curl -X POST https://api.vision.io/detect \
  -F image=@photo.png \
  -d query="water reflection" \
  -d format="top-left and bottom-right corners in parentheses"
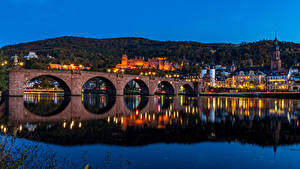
top-left (2, 95), bottom-right (300, 148)
top-left (82, 94), bottom-right (116, 114)
top-left (24, 93), bottom-right (70, 116)
top-left (124, 95), bottom-right (149, 111)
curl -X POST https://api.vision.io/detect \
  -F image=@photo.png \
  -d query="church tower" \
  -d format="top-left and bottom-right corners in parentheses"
top-left (271, 35), bottom-right (281, 71)
top-left (121, 54), bottom-right (128, 65)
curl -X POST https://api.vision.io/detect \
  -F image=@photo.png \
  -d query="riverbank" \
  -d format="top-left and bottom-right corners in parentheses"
top-left (199, 92), bottom-right (300, 99)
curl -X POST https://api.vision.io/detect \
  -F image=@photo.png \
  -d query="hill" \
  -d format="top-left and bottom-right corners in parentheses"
top-left (1, 36), bottom-right (300, 71)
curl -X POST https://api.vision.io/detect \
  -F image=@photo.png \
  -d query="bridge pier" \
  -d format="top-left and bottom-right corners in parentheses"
top-left (9, 70), bottom-right (26, 96)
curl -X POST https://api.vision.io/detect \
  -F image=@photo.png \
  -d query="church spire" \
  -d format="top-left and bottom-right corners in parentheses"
top-left (274, 33), bottom-right (280, 51)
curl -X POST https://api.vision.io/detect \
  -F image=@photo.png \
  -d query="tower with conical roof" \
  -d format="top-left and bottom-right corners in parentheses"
top-left (271, 34), bottom-right (281, 71)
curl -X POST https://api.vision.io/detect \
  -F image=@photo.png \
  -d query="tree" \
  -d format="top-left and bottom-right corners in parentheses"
top-left (40, 79), bottom-right (51, 89)
top-left (0, 51), bottom-right (8, 92)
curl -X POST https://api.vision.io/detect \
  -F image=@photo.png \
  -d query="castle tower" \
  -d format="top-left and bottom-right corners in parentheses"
top-left (121, 54), bottom-right (128, 65)
top-left (271, 35), bottom-right (281, 71)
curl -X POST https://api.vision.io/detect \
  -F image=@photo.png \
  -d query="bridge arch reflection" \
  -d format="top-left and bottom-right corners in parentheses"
top-left (24, 93), bottom-right (71, 116)
top-left (123, 95), bottom-right (149, 111)
top-left (82, 94), bottom-right (116, 114)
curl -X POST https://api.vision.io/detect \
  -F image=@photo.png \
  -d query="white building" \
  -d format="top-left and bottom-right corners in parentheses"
top-left (24, 52), bottom-right (38, 60)
top-left (209, 67), bottom-right (216, 87)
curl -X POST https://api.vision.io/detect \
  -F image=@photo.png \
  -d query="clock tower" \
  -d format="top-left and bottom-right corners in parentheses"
top-left (271, 35), bottom-right (281, 71)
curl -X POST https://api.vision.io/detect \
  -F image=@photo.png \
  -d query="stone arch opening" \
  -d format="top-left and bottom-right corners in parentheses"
top-left (155, 81), bottom-right (174, 95)
top-left (24, 75), bottom-right (71, 95)
top-left (83, 94), bottom-right (116, 114)
top-left (123, 79), bottom-right (149, 95)
top-left (124, 95), bottom-right (149, 111)
top-left (178, 84), bottom-right (194, 95)
top-left (24, 94), bottom-right (71, 116)
top-left (82, 77), bottom-right (116, 95)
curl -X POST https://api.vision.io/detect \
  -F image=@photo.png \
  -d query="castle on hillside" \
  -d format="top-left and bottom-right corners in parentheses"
top-left (115, 54), bottom-right (183, 71)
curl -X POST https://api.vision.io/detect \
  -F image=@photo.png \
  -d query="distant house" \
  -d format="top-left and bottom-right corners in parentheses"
top-left (47, 54), bottom-right (54, 59)
top-left (288, 64), bottom-right (300, 90)
top-left (24, 52), bottom-right (38, 60)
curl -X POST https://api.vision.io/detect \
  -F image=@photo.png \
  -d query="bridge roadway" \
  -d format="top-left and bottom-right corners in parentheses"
top-left (9, 68), bottom-right (198, 96)
top-left (7, 96), bottom-right (196, 124)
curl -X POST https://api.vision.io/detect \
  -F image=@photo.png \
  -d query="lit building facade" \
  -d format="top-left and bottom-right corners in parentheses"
top-left (226, 68), bottom-right (267, 90)
top-left (267, 71), bottom-right (290, 91)
top-left (288, 64), bottom-right (300, 90)
top-left (115, 54), bottom-right (182, 71)
top-left (48, 64), bottom-right (91, 70)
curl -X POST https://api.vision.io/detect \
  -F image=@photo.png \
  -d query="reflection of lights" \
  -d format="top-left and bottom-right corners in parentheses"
top-left (19, 125), bottom-right (23, 131)
top-left (70, 120), bottom-right (74, 130)
top-left (135, 109), bottom-right (139, 115)
top-left (63, 121), bottom-right (67, 128)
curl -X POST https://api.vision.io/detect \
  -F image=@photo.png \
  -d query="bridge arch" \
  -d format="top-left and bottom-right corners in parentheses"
top-left (82, 76), bottom-right (116, 95)
top-left (24, 75), bottom-right (72, 95)
top-left (178, 84), bottom-right (194, 95)
top-left (155, 81), bottom-right (175, 95)
top-left (123, 78), bottom-right (149, 95)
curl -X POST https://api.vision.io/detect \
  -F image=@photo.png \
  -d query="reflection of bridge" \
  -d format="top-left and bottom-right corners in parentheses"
top-left (5, 96), bottom-right (300, 148)
top-left (8, 96), bottom-right (189, 123)
top-left (8, 95), bottom-right (300, 124)
top-left (9, 68), bottom-right (198, 96)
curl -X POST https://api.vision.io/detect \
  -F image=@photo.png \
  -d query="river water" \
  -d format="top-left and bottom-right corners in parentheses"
top-left (0, 93), bottom-right (300, 169)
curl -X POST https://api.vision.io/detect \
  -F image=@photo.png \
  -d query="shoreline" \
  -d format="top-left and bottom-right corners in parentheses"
top-left (199, 92), bottom-right (300, 99)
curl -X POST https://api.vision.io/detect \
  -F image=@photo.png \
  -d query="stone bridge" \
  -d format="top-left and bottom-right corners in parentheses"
top-left (9, 68), bottom-right (198, 96)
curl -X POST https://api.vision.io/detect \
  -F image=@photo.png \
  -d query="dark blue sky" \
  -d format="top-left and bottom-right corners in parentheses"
top-left (1, 0), bottom-right (299, 47)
